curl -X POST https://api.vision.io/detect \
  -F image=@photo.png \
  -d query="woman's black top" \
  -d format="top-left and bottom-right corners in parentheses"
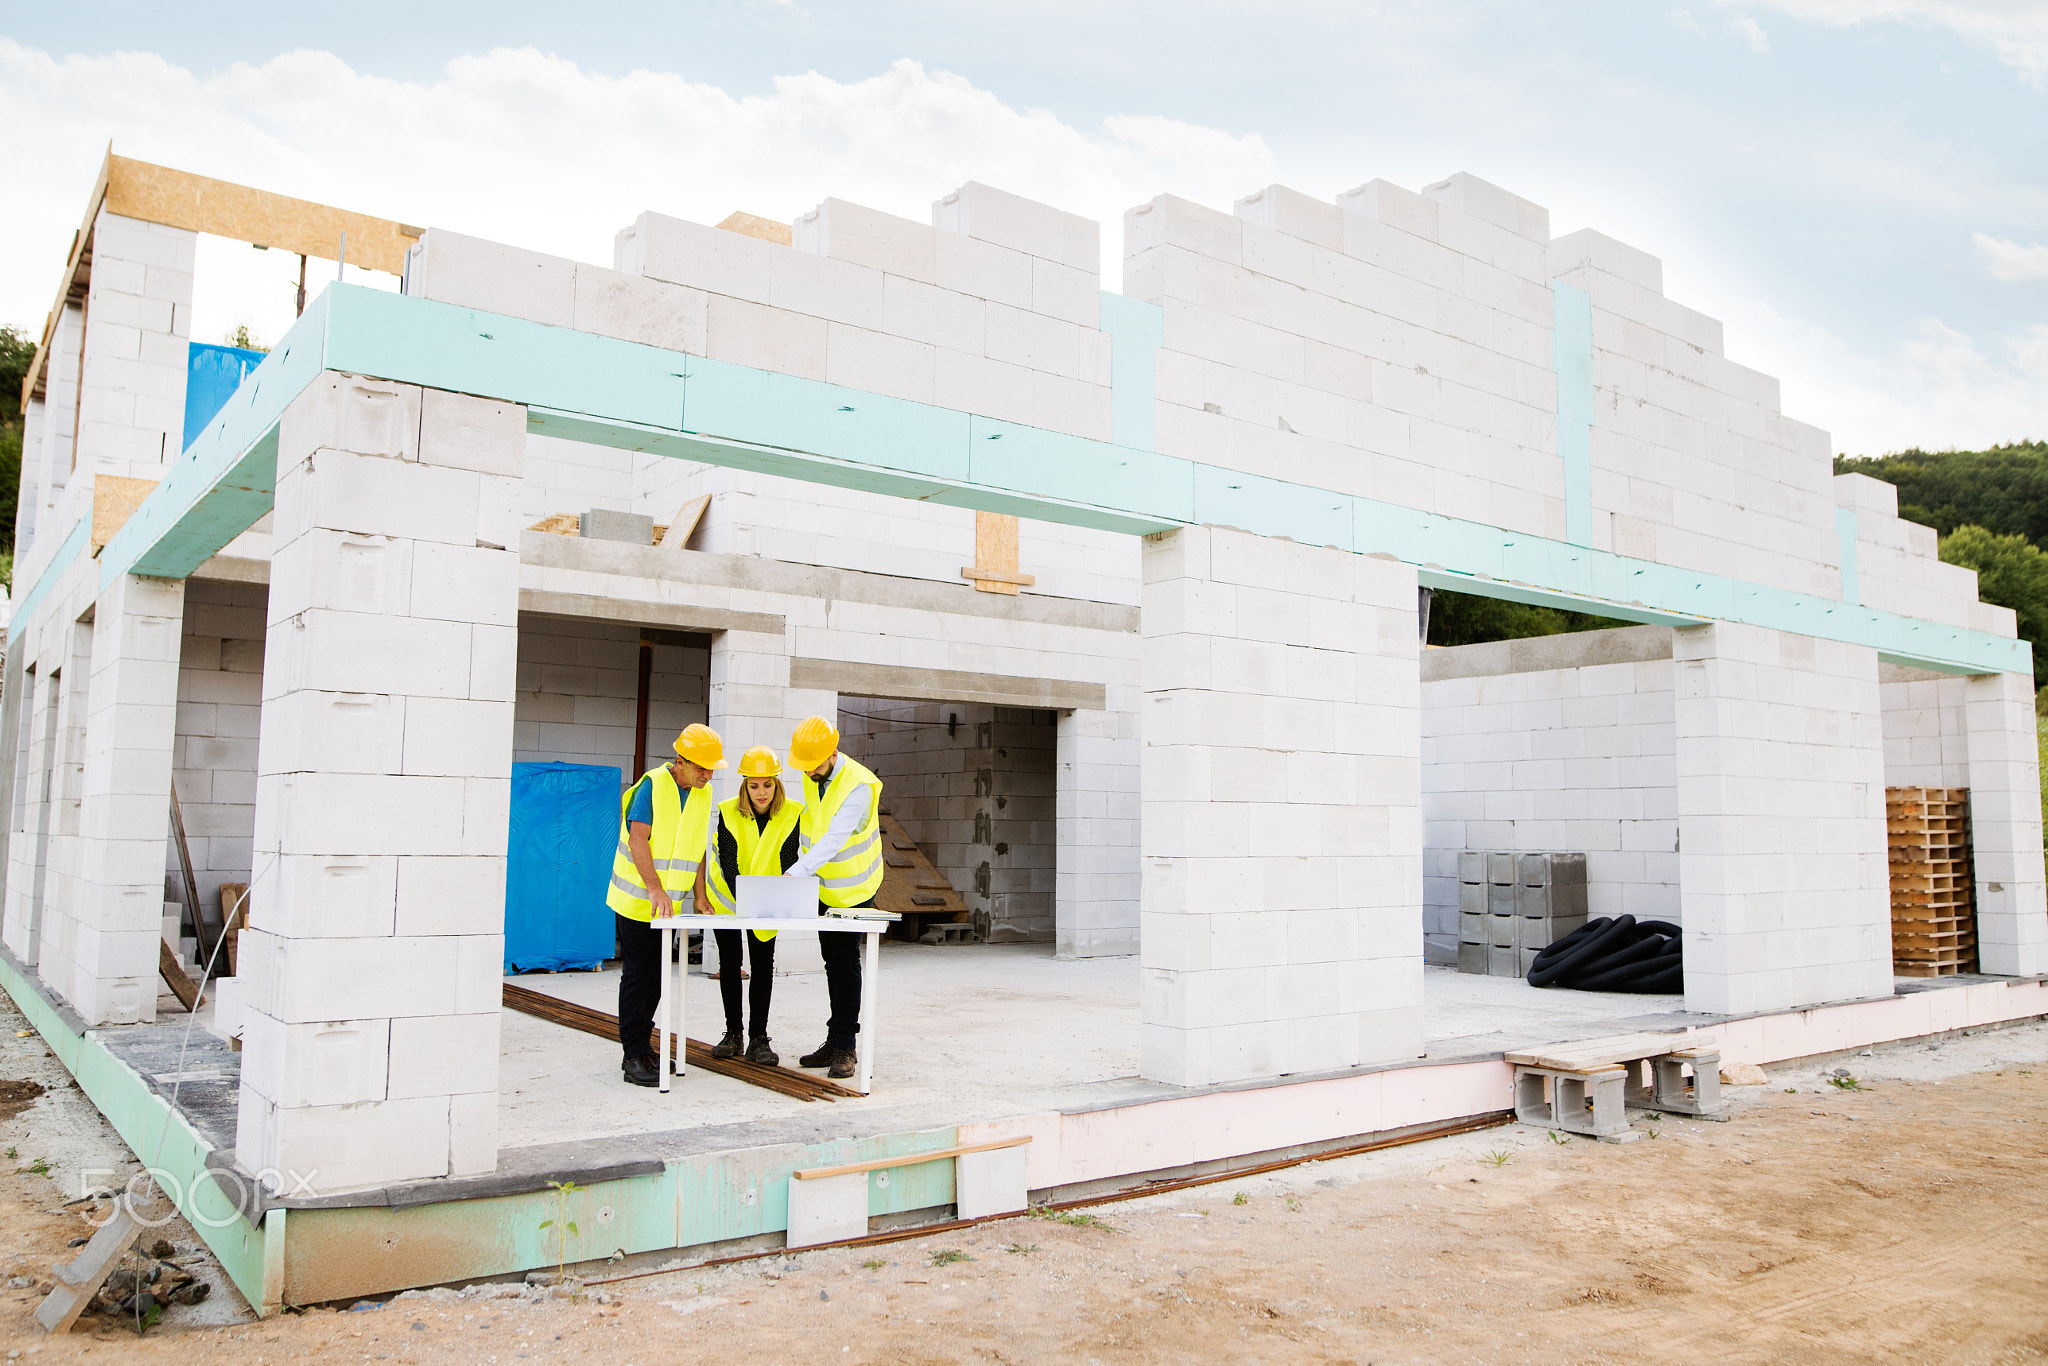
top-left (716, 807), bottom-right (803, 888)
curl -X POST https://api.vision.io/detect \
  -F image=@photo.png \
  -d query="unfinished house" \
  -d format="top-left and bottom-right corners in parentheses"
top-left (3, 150), bottom-right (2044, 1311)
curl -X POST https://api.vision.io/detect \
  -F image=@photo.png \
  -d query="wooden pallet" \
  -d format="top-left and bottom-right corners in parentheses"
top-left (1886, 785), bottom-right (1976, 977)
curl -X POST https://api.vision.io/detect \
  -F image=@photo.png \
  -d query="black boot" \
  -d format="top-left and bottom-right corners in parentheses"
top-left (826, 1048), bottom-right (858, 1081)
top-left (799, 1040), bottom-right (835, 1068)
top-left (746, 1036), bottom-right (778, 1066)
top-left (711, 1029), bottom-right (743, 1060)
top-left (621, 1056), bottom-right (659, 1088)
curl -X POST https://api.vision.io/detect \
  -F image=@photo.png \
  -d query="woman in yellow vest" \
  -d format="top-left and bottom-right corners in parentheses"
top-left (783, 715), bottom-right (885, 1080)
top-left (606, 723), bottom-right (724, 1089)
top-left (702, 747), bottom-right (803, 1065)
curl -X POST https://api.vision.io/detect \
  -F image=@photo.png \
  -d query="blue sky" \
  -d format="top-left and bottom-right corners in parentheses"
top-left (3, 1), bottom-right (2043, 455)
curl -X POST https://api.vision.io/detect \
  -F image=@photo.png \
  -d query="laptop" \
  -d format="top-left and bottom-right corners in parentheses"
top-left (737, 875), bottom-right (819, 919)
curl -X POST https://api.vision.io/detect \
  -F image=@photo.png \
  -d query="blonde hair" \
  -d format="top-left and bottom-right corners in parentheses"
top-left (744, 773), bottom-right (787, 818)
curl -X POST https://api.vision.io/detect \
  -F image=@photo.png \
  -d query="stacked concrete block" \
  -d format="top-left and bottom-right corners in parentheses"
top-left (1835, 473), bottom-right (1998, 631)
top-left (838, 700), bottom-right (1057, 943)
top-left (75, 211), bottom-right (195, 477)
top-left (1878, 664), bottom-right (1972, 788)
top-left (1453, 850), bottom-right (1588, 978)
top-left (707, 628), bottom-right (835, 804)
top-left (171, 579), bottom-right (267, 938)
top-left (1140, 525), bottom-right (1423, 1086)
top-left (1960, 670), bottom-right (2048, 976)
top-left (236, 377), bottom-right (525, 1195)
top-left (1674, 623), bottom-right (1893, 1014)
top-left (1420, 626), bottom-right (1680, 961)
top-left (1056, 704), bottom-right (1142, 958)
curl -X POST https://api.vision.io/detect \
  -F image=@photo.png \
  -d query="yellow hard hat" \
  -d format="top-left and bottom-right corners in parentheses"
top-left (788, 715), bottom-right (839, 770)
top-left (737, 745), bottom-right (781, 778)
top-left (672, 723), bottom-right (727, 769)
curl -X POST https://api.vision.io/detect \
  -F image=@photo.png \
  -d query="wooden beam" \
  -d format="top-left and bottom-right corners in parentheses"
top-left (104, 154), bottom-right (421, 274)
top-left (20, 148), bottom-right (421, 416)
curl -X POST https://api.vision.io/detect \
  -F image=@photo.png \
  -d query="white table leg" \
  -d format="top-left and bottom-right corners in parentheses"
top-left (674, 923), bottom-right (687, 1081)
top-left (857, 928), bottom-right (877, 1096)
top-left (657, 923), bottom-right (671, 1094)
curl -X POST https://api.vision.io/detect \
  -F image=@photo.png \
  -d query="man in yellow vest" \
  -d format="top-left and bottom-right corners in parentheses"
top-left (606, 723), bottom-right (725, 1088)
top-left (784, 715), bottom-right (885, 1080)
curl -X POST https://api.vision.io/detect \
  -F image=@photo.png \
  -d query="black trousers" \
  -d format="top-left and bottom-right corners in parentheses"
top-left (820, 896), bottom-right (874, 1051)
top-left (615, 913), bottom-right (662, 1063)
top-left (713, 928), bottom-right (776, 1037)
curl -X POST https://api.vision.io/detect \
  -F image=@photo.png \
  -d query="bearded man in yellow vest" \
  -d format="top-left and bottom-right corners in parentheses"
top-left (784, 715), bottom-right (885, 1080)
top-left (606, 723), bottom-right (725, 1088)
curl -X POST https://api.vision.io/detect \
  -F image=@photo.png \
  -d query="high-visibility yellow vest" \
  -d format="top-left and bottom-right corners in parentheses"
top-left (798, 756), bottom-right (885, 908)
top-left (704, 794), bottom-right (804, 940)
top-left (605, 765), bottom-right (713, 922)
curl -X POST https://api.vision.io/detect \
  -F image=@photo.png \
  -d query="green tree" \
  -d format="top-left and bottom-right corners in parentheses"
top-left (0, 323), bottom-right (35, 555)
top-left (1939, 526), bottom-right (2048, 687)
top-left (1836, 442), bottom-right (2048, 545)
top-left (1426, 588), bottom-right (1628, 648)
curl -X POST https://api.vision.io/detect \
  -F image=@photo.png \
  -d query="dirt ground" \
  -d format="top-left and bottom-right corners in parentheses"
top-left (0, 1003), bottom-right (2045, 1364)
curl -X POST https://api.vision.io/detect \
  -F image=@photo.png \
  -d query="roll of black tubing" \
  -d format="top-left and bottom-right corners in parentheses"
top-left (1526, 915), bottom-right (1635, 988)
top-left (1559, 931), bottom-right (1674, 982)
top-left (1570, 945), bottom-right (1683, 993)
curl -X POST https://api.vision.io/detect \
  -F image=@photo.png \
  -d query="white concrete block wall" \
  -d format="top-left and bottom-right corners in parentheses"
top-left (706, 629), bottom-right (835, 817)
top-left (1878, 666), bottom-right (1971, 788)
top-left (171, 579), bottom-right (267, 926)
top-left (1422, 654), bottom-right (1679, 955)
top-left (76, 211), bottom-right (194, 478)
top-left (839, 700), bottom-right (1057, 942)
top-left (237, 376), bottom-right (523, 1195)
top-left (18, 305), bottom-right (84, 567)
top-left (1057, 702), bottom-right (1142, 958)
top-left (512, 615), bottom-right (708, 781)
top-left (1141, 525), bottom-right (1423, 1086)
top-left (1675, 623), bottom-right (1893, 1014)
top-left (1961, 670), bottom-right (2048, 976)
top-left (31, 621), bottom-right (97, 1009)
top-left (65, 571), bottom-right (186, 1024)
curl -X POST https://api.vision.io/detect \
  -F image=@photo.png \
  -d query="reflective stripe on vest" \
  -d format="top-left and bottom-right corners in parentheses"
top-left (797, 756), bottom-right (885, 908)
top-left (605, 766), bottom-right (713, 922)
top-left (704, 794), bottom-right (804, 939)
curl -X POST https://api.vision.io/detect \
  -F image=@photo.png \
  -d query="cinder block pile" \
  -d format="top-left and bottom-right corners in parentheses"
top-left (1456, 852), bottom-right (1587, 979)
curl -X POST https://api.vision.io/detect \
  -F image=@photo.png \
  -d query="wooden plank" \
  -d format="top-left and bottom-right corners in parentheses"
top-left (793, 1136), bottom-right (1031, 1182)
top-left (158, 939), bottom-right (200, 1013)
top-left (105, 153), bottom-right (420, 273)
top-left (168, 783), bottom-right (212, 964)
top-left (659, 494), bottom-right (711, 549)
top-left (36, 1195), bottom-right (144, 1333)
top-left (1504, 1031), bottom-right (1713, 1071)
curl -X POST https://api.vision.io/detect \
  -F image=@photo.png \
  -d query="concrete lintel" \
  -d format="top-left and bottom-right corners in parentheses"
top-left (190, 554), bottom-right (271, 586)
top-left (799, 658), bottom-right (1107, 712)
top-left (1422, 624), bottom-right (1673, 682)
top-left (519, 530), bottom-right (1142, 635)
top-left (518, 589), bottom-right (784, 638)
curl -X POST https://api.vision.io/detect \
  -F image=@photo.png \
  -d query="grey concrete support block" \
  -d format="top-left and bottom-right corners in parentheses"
top-left (1551, 852), bottom-right (1588, 886)
top-left (1488, 946), bottom-right (1517, 976)
top-left (1487, 851), bottom-right (1516, 885)
top-left (1487, 882), bottom-right (1516, 913)
top-left (1518, 852), bottom-right (1550, 886)
top-left (1458, 912), bottom-right (1484, 944)
top-left (1457, 881), bottom-right (1485, 914)
top-left (1458, 942), bottom-right (1487, 974)
top-left (1457, 851), bottom-right (1485, 884)
top-left (1517, 883), bottom-right (1550, 916)
top-left (580, 509), bottom-right (654, 544)
top-left (1488, 915), bottom-right (1515, 948)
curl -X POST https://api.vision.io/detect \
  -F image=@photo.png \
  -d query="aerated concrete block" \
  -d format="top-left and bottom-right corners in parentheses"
top-left (580, 509), bottom-right (654, 545)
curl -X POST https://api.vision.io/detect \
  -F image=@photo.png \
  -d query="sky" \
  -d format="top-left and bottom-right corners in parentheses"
top-left (1, 0), bottom-right (2043, 457)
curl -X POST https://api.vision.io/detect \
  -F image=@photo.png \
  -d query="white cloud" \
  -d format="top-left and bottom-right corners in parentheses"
top-left (1668, 8), bottom-right (1709, 34)
top-left (1731, 1), bottom-right (2048, 86)
top-left (1726, 302), bottom-right (2048, 455)
top-left (0, 42), bottom-right (1273, 346)
top-left (1974, 231), bottom-right (2048, 282)
top-left (1733, 14), bottom-right (1774, 50)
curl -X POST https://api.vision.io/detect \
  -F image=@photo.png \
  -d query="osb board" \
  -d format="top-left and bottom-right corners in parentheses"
top-left (718, 211), bottom-right (793, 246)
top-left (661, 494), bottom-right (711, 549)
top-left (105, 154), bottom-right (420, 274)
top-left (91, 474), bottom-right (159, 553)
top-left (873, 812), bottom-right (968, 928)
top-left (966, 511), bottom-right (1032, 595)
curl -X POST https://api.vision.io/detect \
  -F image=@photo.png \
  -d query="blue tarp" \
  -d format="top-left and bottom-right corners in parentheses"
top-left (505, 762), bottom-right (621, 974)
top-left (183, 342), bottom-right (266, 451)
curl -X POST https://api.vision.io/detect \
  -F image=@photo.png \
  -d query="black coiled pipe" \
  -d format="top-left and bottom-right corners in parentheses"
top-left (1526, 915), bottom-right (1683, 994)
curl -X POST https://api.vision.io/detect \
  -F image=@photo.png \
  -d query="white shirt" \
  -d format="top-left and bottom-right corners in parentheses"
top-left (786, 755), bottom-right (872, 879)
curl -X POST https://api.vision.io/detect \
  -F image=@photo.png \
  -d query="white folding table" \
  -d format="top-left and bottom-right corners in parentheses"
top-left (655, 913), bottom-right (886, 1096)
